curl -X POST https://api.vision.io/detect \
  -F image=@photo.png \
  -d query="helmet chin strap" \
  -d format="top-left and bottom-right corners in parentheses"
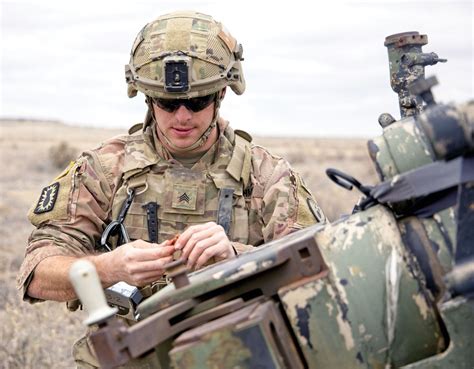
top-left (147, 93), bottom-right (221, 154)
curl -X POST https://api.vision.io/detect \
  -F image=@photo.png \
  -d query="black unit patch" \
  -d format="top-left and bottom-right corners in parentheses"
top-left (34, 182), bottom-right (60, 214)
top-left (307, 197), bottom-right (324, 222)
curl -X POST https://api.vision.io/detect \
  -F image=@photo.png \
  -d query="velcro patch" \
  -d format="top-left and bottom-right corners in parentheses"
top-left (294, 173), bottom-right (326, 225)
top-left (218, 25), bottom-right (236, 52)
top-left (164, 169), bottom-right (205, 215)
top-left (34, 182), bottom-right (60, 214)
top-left (307, 198), bottom-right (325, 223)
top-left (28, 161), bottom-right (80, 226)
top-left (172, 184), bottom-right (198, 210)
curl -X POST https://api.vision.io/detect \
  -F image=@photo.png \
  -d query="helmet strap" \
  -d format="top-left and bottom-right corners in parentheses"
top-left (147, 92), bottom-right (222, 154)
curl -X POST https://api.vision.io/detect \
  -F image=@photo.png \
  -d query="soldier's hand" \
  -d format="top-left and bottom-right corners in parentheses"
top-left (175, 222), bottom-right (236, 270)
top-left (107, 239), bottom-right (175, 287)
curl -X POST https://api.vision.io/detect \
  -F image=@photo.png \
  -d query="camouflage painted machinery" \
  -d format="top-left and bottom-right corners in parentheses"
top-left (70, 32), bottom-right (474, 369)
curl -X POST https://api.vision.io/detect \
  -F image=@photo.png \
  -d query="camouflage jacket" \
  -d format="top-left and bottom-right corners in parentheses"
top-left (18, 119), bottom-right (325, 302)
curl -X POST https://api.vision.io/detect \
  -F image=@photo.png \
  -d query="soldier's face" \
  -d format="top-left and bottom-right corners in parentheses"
top-left (153, 100), bottom-right (217, 153)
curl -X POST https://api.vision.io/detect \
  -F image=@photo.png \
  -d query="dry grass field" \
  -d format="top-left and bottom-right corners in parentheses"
top-left (0, 119), bottom-right (378, 368)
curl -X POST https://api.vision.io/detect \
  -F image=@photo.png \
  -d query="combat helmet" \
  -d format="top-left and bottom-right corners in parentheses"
top-left (125, 10), bottom-right (245, 100)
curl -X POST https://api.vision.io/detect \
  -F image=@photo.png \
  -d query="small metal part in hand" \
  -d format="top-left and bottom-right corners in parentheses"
top-left (173, 249), bottom-right (182, 260)
top-left (166, 234), bottom-right (182, 260)
top-left (166, 259), bottom-right (190, 289)
top-left (168, 234), bottom-right (180, 245)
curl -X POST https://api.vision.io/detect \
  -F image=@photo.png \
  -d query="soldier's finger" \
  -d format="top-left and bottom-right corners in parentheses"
top-left (131, 271), bottom-right (167, 287)
top-left (186, 235), bottom-right (220, 268)
top-left (126, 256), bottom-right (173, 274)
top-left (128, 239), bottom-right (162, 250)
top-left (180, 227), bottom-right (218, 260)
top-left (175, 222), bottom-right (215, 250)
top-left (193, 243), bottom-right (225, 269)
top-left (127, 245), bottom-right (175, 262)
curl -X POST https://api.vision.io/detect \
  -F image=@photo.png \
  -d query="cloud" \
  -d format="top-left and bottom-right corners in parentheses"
top-left (1, 0), bottom-right (472, 137)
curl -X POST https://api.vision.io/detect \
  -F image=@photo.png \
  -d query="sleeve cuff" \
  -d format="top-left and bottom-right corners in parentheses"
top-left (231, 242), bottom-right (258, 255)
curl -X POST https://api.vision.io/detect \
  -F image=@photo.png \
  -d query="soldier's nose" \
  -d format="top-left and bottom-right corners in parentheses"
top-left (174, 105), bottom-right (193, 122)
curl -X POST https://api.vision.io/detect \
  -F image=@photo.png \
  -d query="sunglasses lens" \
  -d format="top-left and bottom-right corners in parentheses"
top-left (186, 94), bottom-right (216, 112)
top-left (153, 93), bottom-right (216, 113)
top-left (153, 99), bottom-right (180, 112)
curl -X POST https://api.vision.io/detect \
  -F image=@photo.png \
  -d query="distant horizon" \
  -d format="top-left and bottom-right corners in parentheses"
top-left (0, 116), bottom-right (375, 139)
top-left (2, 0), bottom-right (472, 138)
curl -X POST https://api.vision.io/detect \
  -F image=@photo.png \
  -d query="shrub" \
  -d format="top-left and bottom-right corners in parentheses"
top-left (48, 141), bottom-right (78, 170)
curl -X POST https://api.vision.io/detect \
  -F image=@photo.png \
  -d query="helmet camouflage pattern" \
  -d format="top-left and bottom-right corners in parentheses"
top-left (125, 11), bottom-right (245, 99)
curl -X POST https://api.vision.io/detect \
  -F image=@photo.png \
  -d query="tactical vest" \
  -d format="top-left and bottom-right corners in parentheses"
top-left (110, 124), bottom-right (253, 248)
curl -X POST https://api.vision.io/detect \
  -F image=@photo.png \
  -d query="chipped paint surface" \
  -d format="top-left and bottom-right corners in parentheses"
top-left (363, 334), bottom-right (373, 342)
top-left (412, 293), bottom-right (429, 320)
top-left (261, 260), bottom-right (274, 269)
top-left (281, 279), bottom-right (325, 347)
top-left (331, 266), bottom-right (350, 307)
top-left (212, 270), bottom-right (225, 280)
top-left (331, 216), bottom-right (367, 251)
top-left (283, 279), bottom-right (325, 306)
top-left (448, 207), bottom-right (455, 220)
top-left (400, 119), bottom-right (417, 136)
top-left (391, 174), bottom-right (401, 186)
top-left (386, 249), bottom-right (401, 347)
top-left (349, 266), bottom-right (366, 278)
top-left (326, 302), bottom-right (334, 316)
top-left (335, 300), bottom-right (355, 350)
top-left (326, 283), bottom-right (355, 350)
top-left (226, 261), bottom-right (258, 281)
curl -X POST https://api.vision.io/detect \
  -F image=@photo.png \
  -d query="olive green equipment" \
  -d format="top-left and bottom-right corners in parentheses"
top-left (70, 32), bottom-right (474, 368)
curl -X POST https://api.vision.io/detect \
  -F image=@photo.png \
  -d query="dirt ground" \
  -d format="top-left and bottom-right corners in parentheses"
top-left (0, 119), bottom-right (378, 368)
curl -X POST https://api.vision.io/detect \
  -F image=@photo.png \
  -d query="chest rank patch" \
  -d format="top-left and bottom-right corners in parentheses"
top-left (34, 182), bottom-right (60, 214)
top-left (172, 184), bottom-right (198, 211)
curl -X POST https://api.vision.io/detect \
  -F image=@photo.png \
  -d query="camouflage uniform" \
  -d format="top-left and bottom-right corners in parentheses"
top-left (17, 117), bottom-right (324, 366)
top-left (18, 118), bottom-right (324, 298)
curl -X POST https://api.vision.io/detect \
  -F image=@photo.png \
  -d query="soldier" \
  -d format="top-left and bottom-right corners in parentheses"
top-left (17, 10), bottom-right (325, 368)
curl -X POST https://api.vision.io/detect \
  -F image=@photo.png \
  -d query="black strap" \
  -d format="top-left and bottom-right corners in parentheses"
top-left (455, 156), bottom-right (474, 264)
top-left (371, 155), bottom-right (474, 265)
top-left (217, 188), bottom-right (234, 235)
top-left (143, 202), bottom-right (159, 243)
top-left (371, 156), bottom-right (474, 203)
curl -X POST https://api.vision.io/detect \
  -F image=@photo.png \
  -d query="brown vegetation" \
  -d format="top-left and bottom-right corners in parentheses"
top-left (48, 141), bottom-right (79, 170)
top-left (0, 119), bottom-right (378, 367)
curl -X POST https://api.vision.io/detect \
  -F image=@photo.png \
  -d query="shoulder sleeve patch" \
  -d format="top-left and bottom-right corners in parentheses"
top-left (33, 182), bottom-right (60, 214)
top-left (307, 197), bottom-right (325, 223)
top-left (28, 161), bottom-right (81, 226)
top-left (295, 173), bottom-right (326, 225)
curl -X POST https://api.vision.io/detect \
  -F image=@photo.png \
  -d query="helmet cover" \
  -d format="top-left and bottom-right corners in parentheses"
top-left (125, 11), bottom-right (245, 99)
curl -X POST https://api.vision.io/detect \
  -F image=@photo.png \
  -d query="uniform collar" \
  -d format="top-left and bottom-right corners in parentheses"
top-left (122, 118), bottom-right (235, 175)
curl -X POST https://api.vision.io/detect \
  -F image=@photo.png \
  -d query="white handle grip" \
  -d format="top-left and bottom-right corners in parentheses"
top-left (69, 259), bottom-right (117, 325)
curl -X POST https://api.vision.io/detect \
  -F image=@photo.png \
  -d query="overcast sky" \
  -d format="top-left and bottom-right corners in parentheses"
top-left (1, 0), bottom-right (472, 137)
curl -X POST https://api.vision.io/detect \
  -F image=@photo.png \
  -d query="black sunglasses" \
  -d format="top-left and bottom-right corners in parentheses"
top-left (152, 93), bottom-right (216, 113)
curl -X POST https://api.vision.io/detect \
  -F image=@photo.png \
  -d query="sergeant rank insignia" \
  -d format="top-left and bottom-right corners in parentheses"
top-left (172, 184), bottom-right (197, 210)
top-left (178, 192), bottom-right (190, 203)
top-left (34, 182), bottom-right (60, 214)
